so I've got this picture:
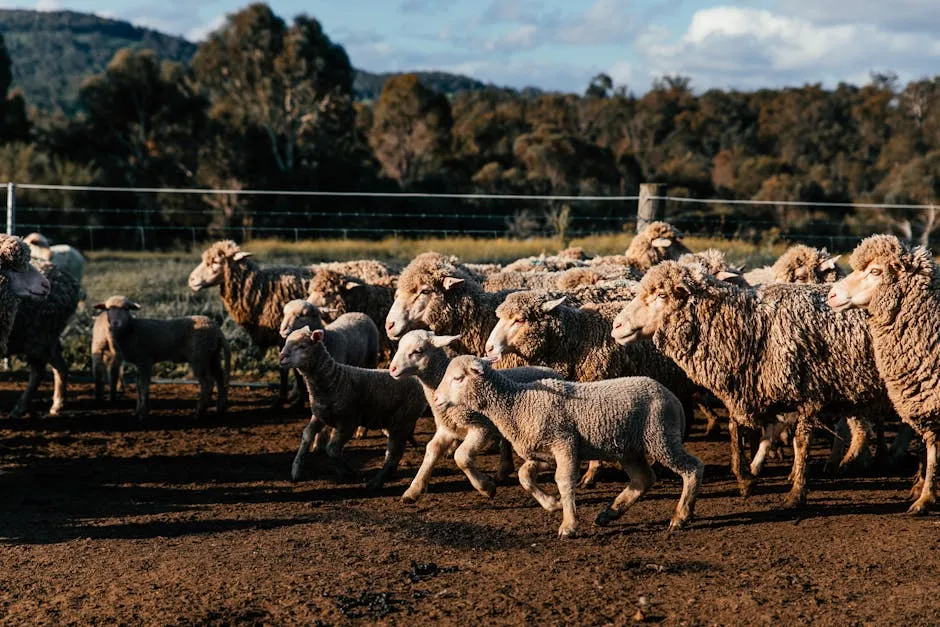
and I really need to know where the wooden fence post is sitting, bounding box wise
[637,183,665,233]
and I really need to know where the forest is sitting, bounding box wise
[0,3,938,249]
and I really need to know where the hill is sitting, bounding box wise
[0,9,519,113]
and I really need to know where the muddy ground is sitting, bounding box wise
[1,379,938,625]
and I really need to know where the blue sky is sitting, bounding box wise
[9,0,940,93]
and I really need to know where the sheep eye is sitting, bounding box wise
[453,375,464,382]
[870,268,882,276]
[412,347,422,355]
[657,292,667,299]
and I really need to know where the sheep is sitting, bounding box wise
[588,221,691,271]
[24,232,87,289]
[433,355,703,538]
[384,252,524,367]
[613,261,890,507]
[0,235,50,356]
[483,264,637,293]
[6,262,80,418]
[744,244,842,286]
[827,234,940,514]
[93,296,230,421]
[92,310,124,403]
[677,249,748,287]
[313,259,401,284]
[188,240,311,403]
[389,330,561,502]
[279,299,379,369]
[279,326,428,490]
[502,247,589,273]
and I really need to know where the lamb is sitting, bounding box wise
[389,330,561,502]
[827,234,940,514]
[433,355,703,538]
[188,240,311,403]
[613,261,890,507]
[6,262,80,418]
[279,326,428,490]
[588,221,691,271]
[384,252,524,365]
[744,244,842,286]
[93,296,230,420]
[279,299,379,369]
[23,232,87,287]
[92,310,124,402]
[0,235,50,356]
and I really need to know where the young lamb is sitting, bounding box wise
[588,221,692,271]
[613,261,890,507]
[189,240,311,404]
[434,355,703,538]
[94,296,230,420]
[0,235,51,355]
[744,244,842,286]
[279,326,427,490]
[827,234,940,514]
[279,299,379,369]
[6,262,80,418]
[389,330,561,502]
[92,310,124,403]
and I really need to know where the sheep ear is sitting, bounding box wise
[126,301,142,310]
[469,359,486,374]
[309,328,325,343]
[819,255,840,271]
[442,276,464,291]
[889,259,904,273]
[429,334,461,348]
[232,251,252,261]
[344,281,363,291]
[652,237,672,248]
[716,270,739,281]
[541,296,566,312]
[673,284,691,299]
[480,355,499,364]
[94,303,107,310]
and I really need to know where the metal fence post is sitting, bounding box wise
[6,182,15,235]
[637,183,665,233]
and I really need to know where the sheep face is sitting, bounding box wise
[189,241,252,291]
[486,293,566,360]
[94,296,141,333]
[306,273,359,322]
[433,355,486,409]
[3,259,51,300]
[386,276,463,340]
[279,327,324,369]
[280,300,321,338]
[773,246,842,284]
[827,261,888,312]
[613,262,696,345]
[388,330,460,379]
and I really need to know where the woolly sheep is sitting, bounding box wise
[502,248,589,273]
[614,261,890,507]
[0,235,50,356]
[588,221,691,271]
[6,262,80,418]
[827,234,940,514]
[483,264,637,293]
[92,310,124,403]
[189,240,311,403]
[389,330,561,502]
[94,296,230,421]
[313,259,401,285]
[433,355,703,538]
[279,326,427,490]
[744,245,842,286]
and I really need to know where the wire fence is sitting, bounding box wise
[6,182,939,252]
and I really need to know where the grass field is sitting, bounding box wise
[49,233,788,382]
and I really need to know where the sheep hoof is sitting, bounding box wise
[577,476,597,490]
[557,526,578,539]
[907,499,933,516]
[594,507,620,527]
[290,465,304,483]
[737,478,757,497]
[401,490,423,504]
[667,515,691,532]
[782,493,806,509]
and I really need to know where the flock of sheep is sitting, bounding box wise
[0,222,937,538]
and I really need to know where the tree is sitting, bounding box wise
[368,74,453,187]
[0,33,30,143]
[585,73,613,98]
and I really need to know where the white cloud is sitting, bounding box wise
[483,24,539,51]
[776,0,940,33]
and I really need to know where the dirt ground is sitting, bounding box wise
[1,379,938,625]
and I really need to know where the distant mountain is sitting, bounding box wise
[0,9,534,114]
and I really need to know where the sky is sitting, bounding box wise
[8,0,940,94]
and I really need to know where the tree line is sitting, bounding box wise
[2,2,939,249]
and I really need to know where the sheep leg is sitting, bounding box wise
[325,423,359,481]
[518,459,561,512]
[191,361,212,419]
[658,444,704,532]
[453,427,498,499]
[783,421,812,508]
[595,456,655,527]
[888,424,916,466]
[291,416,326,482]
[401,427,457,503]
[749,426,776,477]
[47,344,68,417]
[824,418,850,475]
[212,346,228,416]
[108,355,123,401]
[908,434,937,516]
[577,460,603,489]
[366,429,407,491]
[276,367,290,405]
[837,417,872,474]
[92,351,106,403]
[728,420,757,497]
[9,359,44,419]
[496,438,515,482]
[552,447,580,538]
[135,364,152,421]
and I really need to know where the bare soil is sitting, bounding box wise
[1,380,938,625]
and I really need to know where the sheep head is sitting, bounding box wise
[306,269,363,321]
[828,234,936,313]
[487,291,566,361]
[94,295,142,333]
[189,240,253,291]
[279,326,326,369]
[678,249,746,285]
[388,330,460,379]
[1,235,50,300]
[433,354,489,410]
[625,221,692,270]
[613,261,706,344]
[773,245,843,284]
[385,252,473,340]
[280,299,324,338]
